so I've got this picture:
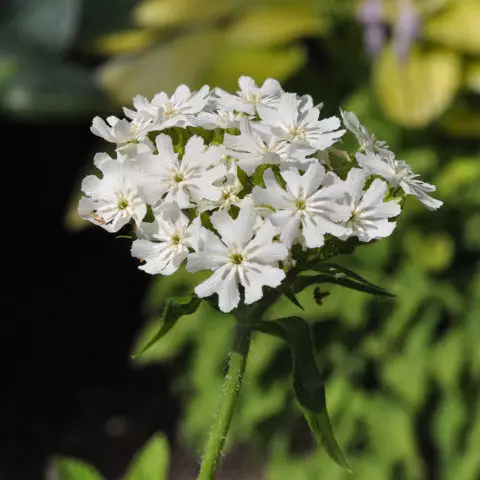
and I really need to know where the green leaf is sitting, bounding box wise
[132,295,201,357]
[50,457,103,480]
[293,262,394,297]
[309,263,391,292]
[283,288,304,310]
[253,316,351,471]
[124,434,170,480]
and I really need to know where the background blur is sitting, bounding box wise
[2,0,480,479]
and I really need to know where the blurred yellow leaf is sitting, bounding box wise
[373,45,461,127]
[465,60,480,93]
[98,32,222,105]
[134,0,236,29]
[206,45,306,92]
[227,5,328,48]
[94,30,159,55]
[424,0,480,54]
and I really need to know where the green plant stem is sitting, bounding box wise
[197,324,251,480]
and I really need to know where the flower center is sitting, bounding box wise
[163,102,178,119]
[171,233,182,245]
[230,253,243,265]
[295,199,306,210]
[174,172,184,183]
[117,198,129,210]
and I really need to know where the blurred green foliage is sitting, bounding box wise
[47,434,169,480]
[10,0,477,477]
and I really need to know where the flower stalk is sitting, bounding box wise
[197,324,251,480]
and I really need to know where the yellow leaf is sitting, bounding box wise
[134,0,236,29]
[93,30,159,55]
[424,0,480,54]
[97,33,222,105]
[205,45,306,92]
[373,44,461,127]
[227,5,328,48]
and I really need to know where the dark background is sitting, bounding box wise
[1,118,178,479]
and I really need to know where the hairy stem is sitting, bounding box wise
[197,324,251,480]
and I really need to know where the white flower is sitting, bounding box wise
[257,93,345,151]
[215,76,283,114]
[252,163,351,248]
[356,150,443,210]
[131,204,200,275]
[138,134,227,208]
[78,159,147,233]
[124,85,210,130]
[186,207,288,313]
[195,108,246,130]
[197,164,245,213]
[225,117,317,175]
[90,116,152,151]
[224,117,288,175]
[340,109,390,156]
[337,168,401,241]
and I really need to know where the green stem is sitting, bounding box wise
[197,324,251,480]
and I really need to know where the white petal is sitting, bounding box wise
[302,215,348,247]
[81,175,101,195]
[132,204,147,226]
[91,117,115,142]
[260,78,282,97]
[252,170,292,209]
[270,211,301,248]
[345,168,368,204]
[194,264,229,297]
[356,219,397,242]
[242,264,286,304]
[232,206,259,247]
[181,136,205,170]
[155,134,177,159]
[356,152,396,184]
[217,268,241,312]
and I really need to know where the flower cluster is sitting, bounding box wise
[79,76,442,312]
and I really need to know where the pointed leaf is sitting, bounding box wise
[124,434,170,480]
[308,263,393,294]
[132,295,201,358]
[253,317,351,471]
[50,457,102,480]
[283,288,304,310]
[294,273,393,297]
